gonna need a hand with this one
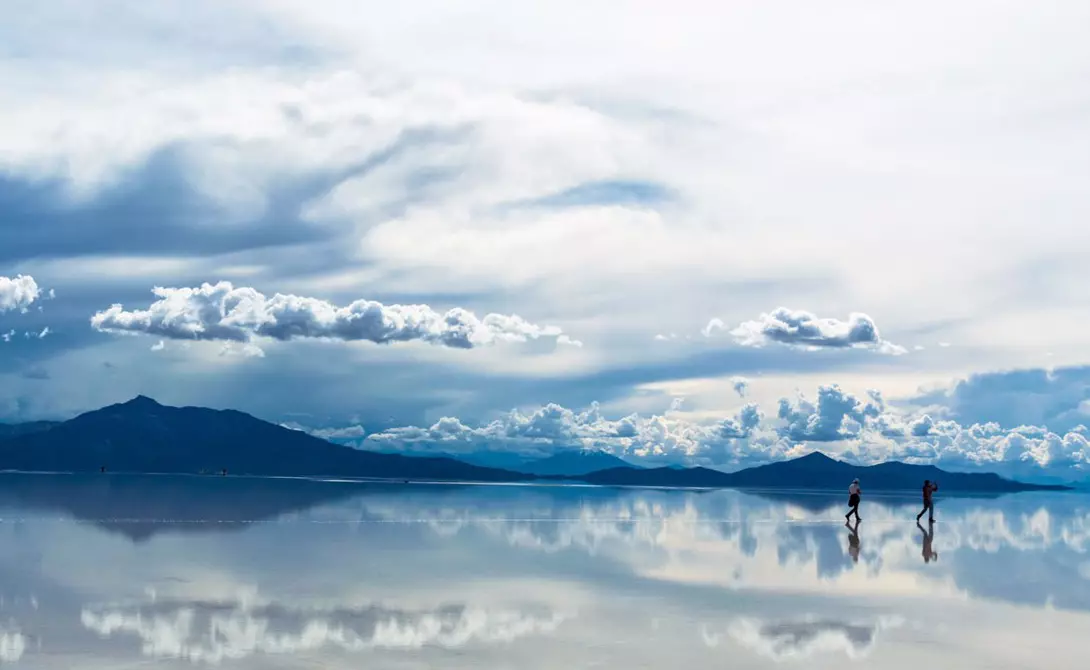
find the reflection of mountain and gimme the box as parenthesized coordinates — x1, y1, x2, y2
(743, 488, 1007, 514)
(0, 473, 378, 541)
(0, 396, 528, 481)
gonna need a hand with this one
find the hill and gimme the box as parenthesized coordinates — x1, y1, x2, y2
(0, 420, 60, 439)
(518, 449, 637, 476)
(577, 452, 1069, 492)
(0, 396, 530, 482)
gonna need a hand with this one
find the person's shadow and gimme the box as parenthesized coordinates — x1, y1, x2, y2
(845, 518, 861, 563)
(918, 520, 938, 563)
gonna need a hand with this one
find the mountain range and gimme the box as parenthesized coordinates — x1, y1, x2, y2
(0, 396, 1071, 493)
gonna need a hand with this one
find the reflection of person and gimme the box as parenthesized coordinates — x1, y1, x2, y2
(846, 478, 862, 521)
(916, 480, 939, 523)
(918, 521, 938, 563)
(846, 519, 861, 563)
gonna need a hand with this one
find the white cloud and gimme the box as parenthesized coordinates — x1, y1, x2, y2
(90, 281, 572, 350)
(0, 275, 40, 313)
(81, 599, 563, 663)
(282, 422, 367, 443)
(724, 617, 903, 661)
(363, 400, 770, 467)
(2, 0, 1090, 439)
(0, 627, 25, 662)
(725, 307, 906, 355)
(344, 380, 1090, 480)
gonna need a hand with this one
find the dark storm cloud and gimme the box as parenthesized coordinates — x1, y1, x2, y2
(906, 365, 1090, 433)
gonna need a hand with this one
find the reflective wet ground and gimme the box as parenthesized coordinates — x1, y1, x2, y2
(0, 474, 1086, 668)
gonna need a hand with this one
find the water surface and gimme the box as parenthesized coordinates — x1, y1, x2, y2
(0, 474, 1086, 668)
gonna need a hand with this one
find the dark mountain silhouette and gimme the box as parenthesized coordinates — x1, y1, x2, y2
(0, 420, 60, 439)
(0, 396, 530, 482)
(517, 449, 638, 476)
(576, 451, 1069, 492)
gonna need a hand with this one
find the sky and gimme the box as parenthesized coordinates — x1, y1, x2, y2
(2, 0, 1090, 480)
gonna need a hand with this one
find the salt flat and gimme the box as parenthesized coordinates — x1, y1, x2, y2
(0, 475, 1086, 669)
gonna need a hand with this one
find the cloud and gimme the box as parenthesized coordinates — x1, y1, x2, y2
(777, 384, 885, 442)
(90, 281, 572, 350)
(0, 275, 40, 313)
(725, 308, 906, 355)
(724, 617, 903, 660)
(281, 422, 367, 443)
(0, 627, 25, 662)
(730, 376, 749, 398)
(363, 400, 772, 467)
(906, 365, 1090, 434)
(334, 379, 1090, 481)
(81, 598, 563, 663)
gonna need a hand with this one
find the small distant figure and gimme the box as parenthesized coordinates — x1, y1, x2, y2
(221, 468, 227, 477)
(916, 479, 939, 523)
(846, 518, 861, 563)
(846, 478, 862, 521)
(918, 520, 938, 563)
(99, 465, 106, 474)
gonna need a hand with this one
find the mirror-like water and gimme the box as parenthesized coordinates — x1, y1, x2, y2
(0, 474, 1085, 668)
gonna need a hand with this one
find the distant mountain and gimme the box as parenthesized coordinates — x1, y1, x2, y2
(517, 450, 637, 476)
(576, 452, 1070, 492)
(0, 396, 530, 482)
(0, 420, 60, 439)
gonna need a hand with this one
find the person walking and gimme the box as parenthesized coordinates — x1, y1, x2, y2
(917, 479, 939, 523)
(846, 478, 862, 521)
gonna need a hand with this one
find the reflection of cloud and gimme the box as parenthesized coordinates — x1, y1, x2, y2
(724, 616, 903, 660)
(0, 626, 25, 662)
(81, 598, 564, 663)
(349, 488, 1090, 611)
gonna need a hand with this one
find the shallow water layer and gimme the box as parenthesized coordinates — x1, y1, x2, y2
(0, 474, 1086, 668)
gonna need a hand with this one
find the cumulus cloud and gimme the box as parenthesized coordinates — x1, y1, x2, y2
(724, 617, 903, 660)
(90, 281, 572, 350)
(320, 379, 1090, 481)
(776, 384, 884, 442)
(81, 599, 562, 663)
(362, 400, 772, 468)
(724, 307, 906, 355)
(0, 274, 40, 313)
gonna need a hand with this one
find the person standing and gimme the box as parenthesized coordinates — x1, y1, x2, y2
(846, 478, 862, 521)
(917, 480, 939, 523)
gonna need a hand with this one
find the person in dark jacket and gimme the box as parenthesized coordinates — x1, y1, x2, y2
(917, 480, 939, 523)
